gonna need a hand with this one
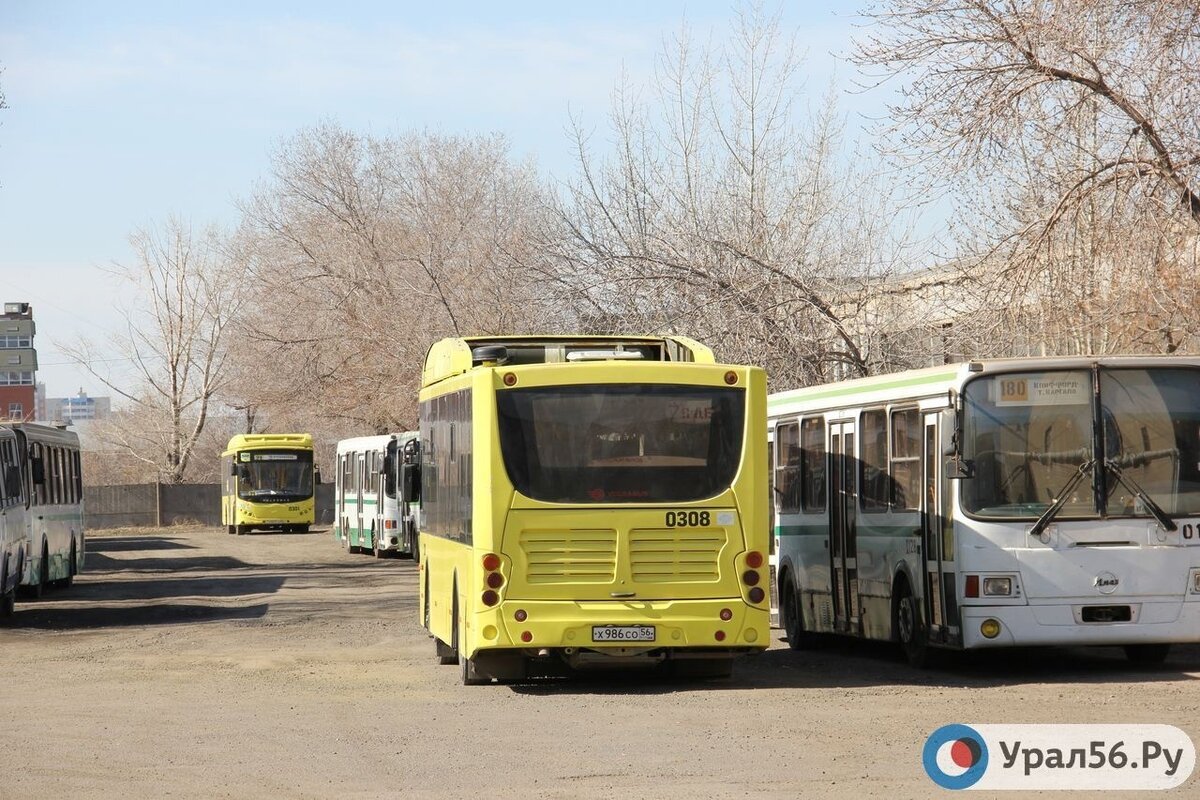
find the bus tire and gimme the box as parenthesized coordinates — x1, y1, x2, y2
(461, 652, 490, 685)
(227, 525, 236, 535)
(437, 584, 460, 665)
(780, 572, 815, 650)
(372, 528, 385, 559)
(894, 580, 928, 668)
(60, 540, 77, 588)
(0, 556, 12, 619)
(298, 524, 310, 534)
(236, 525, 247, 536)
(24, 542, 48, 600)
(1124, 644, 1170, 665)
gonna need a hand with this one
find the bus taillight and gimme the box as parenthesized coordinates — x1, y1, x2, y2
(742, 569, 760, 586)
(482, 553, 501, 571)
(514, 609, 528, 622)
(486, 571, 504, 589)
(720, 608, 733, 621)
(965, 575, 980, 598)
(481, 590, 499, 607)
(748, 587, 765, 604)
(745, 551, 764, 569)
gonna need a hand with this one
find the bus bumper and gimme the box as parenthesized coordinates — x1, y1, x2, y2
(960, 599, 1200, 649)
(482, 598, 770, 653)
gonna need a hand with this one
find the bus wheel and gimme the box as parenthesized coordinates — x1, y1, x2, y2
(461, 653, 490, 686)
(0, 557, 12, 618)
(1124, 644, 1171, 665)
(60, 540, 77, 588)
(372, 531, 385, 559)
(227, 525, 236, 535)
(437, 589, 460, 665)
(781, 574, 814, 650)
(895, 583, 928, 668)
(345, 532, 359, 554)
(25, 543, 48, 600)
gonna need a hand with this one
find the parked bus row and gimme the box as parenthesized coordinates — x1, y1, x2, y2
(332, 432, 421, 559)
(0, 423, 86, 618)
(394, 338, 1200, 683)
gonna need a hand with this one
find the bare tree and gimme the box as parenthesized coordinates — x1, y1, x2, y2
(855, 0, 1200, 355)
(230, 124, 552, 436)
(62, 218, 244, 483)
(541, 4, 926, 388)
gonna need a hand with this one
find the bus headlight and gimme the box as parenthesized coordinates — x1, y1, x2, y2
(982, 577, 1013, 597)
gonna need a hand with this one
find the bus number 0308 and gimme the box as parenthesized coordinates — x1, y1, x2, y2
(665, 511, 710, 527)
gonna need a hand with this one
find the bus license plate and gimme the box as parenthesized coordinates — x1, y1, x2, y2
(592, 625, 655, 643)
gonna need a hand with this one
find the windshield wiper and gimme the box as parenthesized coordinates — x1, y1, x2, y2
(1105, 457, 1177, 532)
(1029, 459, 1095, 539)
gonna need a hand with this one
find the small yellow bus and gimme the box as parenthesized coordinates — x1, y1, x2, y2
(221, 434, 316, 535)
(416, 335, 770, 684)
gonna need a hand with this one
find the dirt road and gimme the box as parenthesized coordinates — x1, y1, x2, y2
(1, 526, 1197, 799)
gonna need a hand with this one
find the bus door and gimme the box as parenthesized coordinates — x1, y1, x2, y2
(829, 420, 859, 633)
(356, 453, 365, 544)
(921, 413, 957, 643)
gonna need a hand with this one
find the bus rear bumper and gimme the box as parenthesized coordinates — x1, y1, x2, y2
(960, 599, 1200, 649)
(483, 598, 770, 653)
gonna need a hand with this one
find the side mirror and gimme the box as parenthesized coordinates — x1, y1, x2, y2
(314, 465, 322, 485)
(946, 457, 975, 480)
(30, 456, 45, 485)
(230, 462, 238, 477)
(401, 462, 421, 502)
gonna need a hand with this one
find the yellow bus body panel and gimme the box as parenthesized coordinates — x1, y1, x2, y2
(418, 359, 769, 660)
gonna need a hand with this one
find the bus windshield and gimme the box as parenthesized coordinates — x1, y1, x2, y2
(962, 367, 1200, 518)
(238, 450, 314, 501)
(496, 384, 745, 503)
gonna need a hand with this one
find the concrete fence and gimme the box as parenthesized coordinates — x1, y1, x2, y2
(83, 483, 336, 530)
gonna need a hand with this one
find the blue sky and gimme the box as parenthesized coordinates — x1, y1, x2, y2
(0, 0, 872, 401)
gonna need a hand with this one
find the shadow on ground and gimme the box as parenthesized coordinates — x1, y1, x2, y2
(9, 602, 270, 630)
(505, 637, 1200, 696)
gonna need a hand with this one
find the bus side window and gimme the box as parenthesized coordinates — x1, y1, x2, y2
(890, 409, 922, 511)
(774, 421, 800, 514)
(801, 418, 827, 513)
(860, 409, 889, 512)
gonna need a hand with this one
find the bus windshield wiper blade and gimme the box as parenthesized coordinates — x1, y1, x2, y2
(1029, 459, 1094, 539)
(1105, 459, 1177, 532)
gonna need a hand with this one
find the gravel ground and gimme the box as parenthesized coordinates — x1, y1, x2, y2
(1, 525, 1197, 799)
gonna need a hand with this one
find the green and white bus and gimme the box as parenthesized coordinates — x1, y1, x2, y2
(334, 432, 420, 558)
(771, 357, 1200, 666)
(0, 423, 85, 615)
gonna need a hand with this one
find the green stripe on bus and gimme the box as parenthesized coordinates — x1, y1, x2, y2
(768, 368, 958, 408)
(776, 522, 918, 538)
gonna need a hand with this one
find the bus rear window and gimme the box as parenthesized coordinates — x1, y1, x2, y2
(496, 384, 745, 503)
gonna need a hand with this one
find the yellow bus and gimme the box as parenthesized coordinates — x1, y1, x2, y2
(415, 335, 769, 684)
(221, 434, 317, 535)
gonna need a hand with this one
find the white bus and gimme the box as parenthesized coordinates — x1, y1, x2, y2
(334, 432, 420, 559)
(0, 424, 85, 613)
(771, 357, 1200, 666)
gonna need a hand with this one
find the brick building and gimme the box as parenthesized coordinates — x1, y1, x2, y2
(0, 302, 37, 421)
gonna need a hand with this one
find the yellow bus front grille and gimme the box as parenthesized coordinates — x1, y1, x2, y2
(519, 529, 618, 583)
(629, 529, 725, 582)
